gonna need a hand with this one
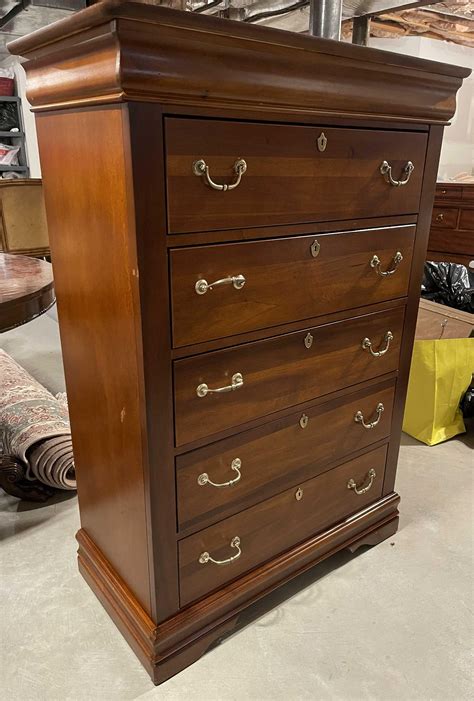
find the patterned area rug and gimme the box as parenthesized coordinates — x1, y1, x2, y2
(0, 349, 75, 490)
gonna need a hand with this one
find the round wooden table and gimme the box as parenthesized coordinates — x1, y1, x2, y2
(0, 252, 55, 333)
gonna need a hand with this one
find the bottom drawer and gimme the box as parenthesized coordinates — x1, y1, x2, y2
(179, 445, 388, 606)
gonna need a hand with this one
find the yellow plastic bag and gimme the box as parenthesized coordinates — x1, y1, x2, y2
(403, 338, 474, 446)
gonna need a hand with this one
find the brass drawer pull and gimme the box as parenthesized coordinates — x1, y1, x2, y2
(436, 213, 444, 222)
(193, 158, 247, 191)
(195, 274, 246, 295)
(380, 160, 414, 187)
(370, 251, 403, 277)
(362, 331, 393, 357)
(354, 403, 384, 429)
(197, 372, 244, 398)
(347, 468, 376, 495)
(199, 536, 241, 565)
(198, 458, 242, 488)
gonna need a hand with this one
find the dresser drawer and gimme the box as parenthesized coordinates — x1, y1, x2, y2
(459, 209, 474, 233)
(177, 383, 395, 531)
(431, 207, 458, 228)
(165, 119, 426, 234)
(435, 185, 462, 200)
(428, 228, 473, 256)
(171, 226, 414, 348)
(179, 445, 388, 605)
(174, 306, 404, 446)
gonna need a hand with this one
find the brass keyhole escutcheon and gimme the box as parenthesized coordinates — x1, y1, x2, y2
(317, 132, 327, 152)
(304, 332, 313, 349)
(295, 487, 304, 501)
(299, 414, 309, 429)
(310, 239, 320, 258)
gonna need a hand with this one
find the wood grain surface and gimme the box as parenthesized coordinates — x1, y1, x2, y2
(171, 226, 414, 347)
(179, 445, 388, 606)
(36, 106, 153, 615)
(15, 0, 469, 685)
(10, 3, 469, 125)
(166, 119, 426, 234)
(174, 306, 404, 446)
(177, 382, 395, 532)
(0, 252, 54, 332)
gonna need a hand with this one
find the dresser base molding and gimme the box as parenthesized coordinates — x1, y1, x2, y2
(77, 493, 400, 684)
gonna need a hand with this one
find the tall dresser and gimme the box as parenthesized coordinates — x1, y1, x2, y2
(11, 2, 469, 684)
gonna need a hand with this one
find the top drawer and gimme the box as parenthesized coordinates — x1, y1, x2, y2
(435, 185, 463, 200)
(165, 119, 427, 234)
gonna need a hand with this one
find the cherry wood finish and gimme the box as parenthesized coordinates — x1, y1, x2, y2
(77, 493, 400, 684)
(166, 120, 426, 233)
(11, 0, 468, 685)
(426, 183, 474, 269)
(177, 382, 395, 532)
(174, 307, 404, 446)
(382, 125, 445, 498)
(431, 207, 458, 229)
(0, 252, 54, 332)
(166, 214, 418, 250)
(35, 107, 153, 616)
(9, 2, 469, 123)
(179, 446, 388, 606)
(171, 226, 414, 347)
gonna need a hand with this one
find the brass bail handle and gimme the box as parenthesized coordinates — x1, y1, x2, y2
(198, 458, 242, 488)
(196, 372, 244, 398)
(380, 160, 414, 187)
(370, 251, 403, 277)
(347, 469, 376, 495)
(193, 158, 247, 191)
(195, 274, 246, 295)
(354, 403, 384, 429)
(199, 537, 242, 566)
(362, 331, 393, 358)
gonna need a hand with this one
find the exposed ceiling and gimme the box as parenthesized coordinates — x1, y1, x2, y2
(0, 1, 86, 62)
(0, 0, 472, 64)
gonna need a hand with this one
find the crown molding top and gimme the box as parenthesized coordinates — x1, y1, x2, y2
(8, 0, 471, 122)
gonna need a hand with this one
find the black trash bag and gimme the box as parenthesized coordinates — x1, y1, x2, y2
(460, 375, 474, 419)
(0, 103, 19, 131)
(421, 261, 474, 313)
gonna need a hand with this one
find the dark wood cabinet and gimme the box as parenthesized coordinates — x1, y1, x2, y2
(427, 183, 474, 268)
(11, 0, 469, 685)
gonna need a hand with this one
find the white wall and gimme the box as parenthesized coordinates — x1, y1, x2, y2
(13, 61, 41, 178)
(370, 37, 474, 180)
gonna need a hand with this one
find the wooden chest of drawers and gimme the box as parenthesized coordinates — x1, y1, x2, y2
(11, 1, 469, 685)
(427, 183, 474, 269)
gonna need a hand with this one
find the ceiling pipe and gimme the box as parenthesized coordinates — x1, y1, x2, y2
(309, 0, 343, 39)
(352, 14, 371, 45)
(245, 1, 309, 23)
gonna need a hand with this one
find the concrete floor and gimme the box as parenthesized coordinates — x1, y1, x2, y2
(1, 312, 473, 701)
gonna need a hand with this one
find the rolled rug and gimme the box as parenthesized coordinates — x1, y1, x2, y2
(0, 349, 75, 490)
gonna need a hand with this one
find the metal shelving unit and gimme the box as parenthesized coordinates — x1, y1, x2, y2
(0, 95, 29, 178)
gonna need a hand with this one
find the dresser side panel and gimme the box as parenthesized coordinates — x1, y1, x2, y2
(35, 106, 152, 615)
